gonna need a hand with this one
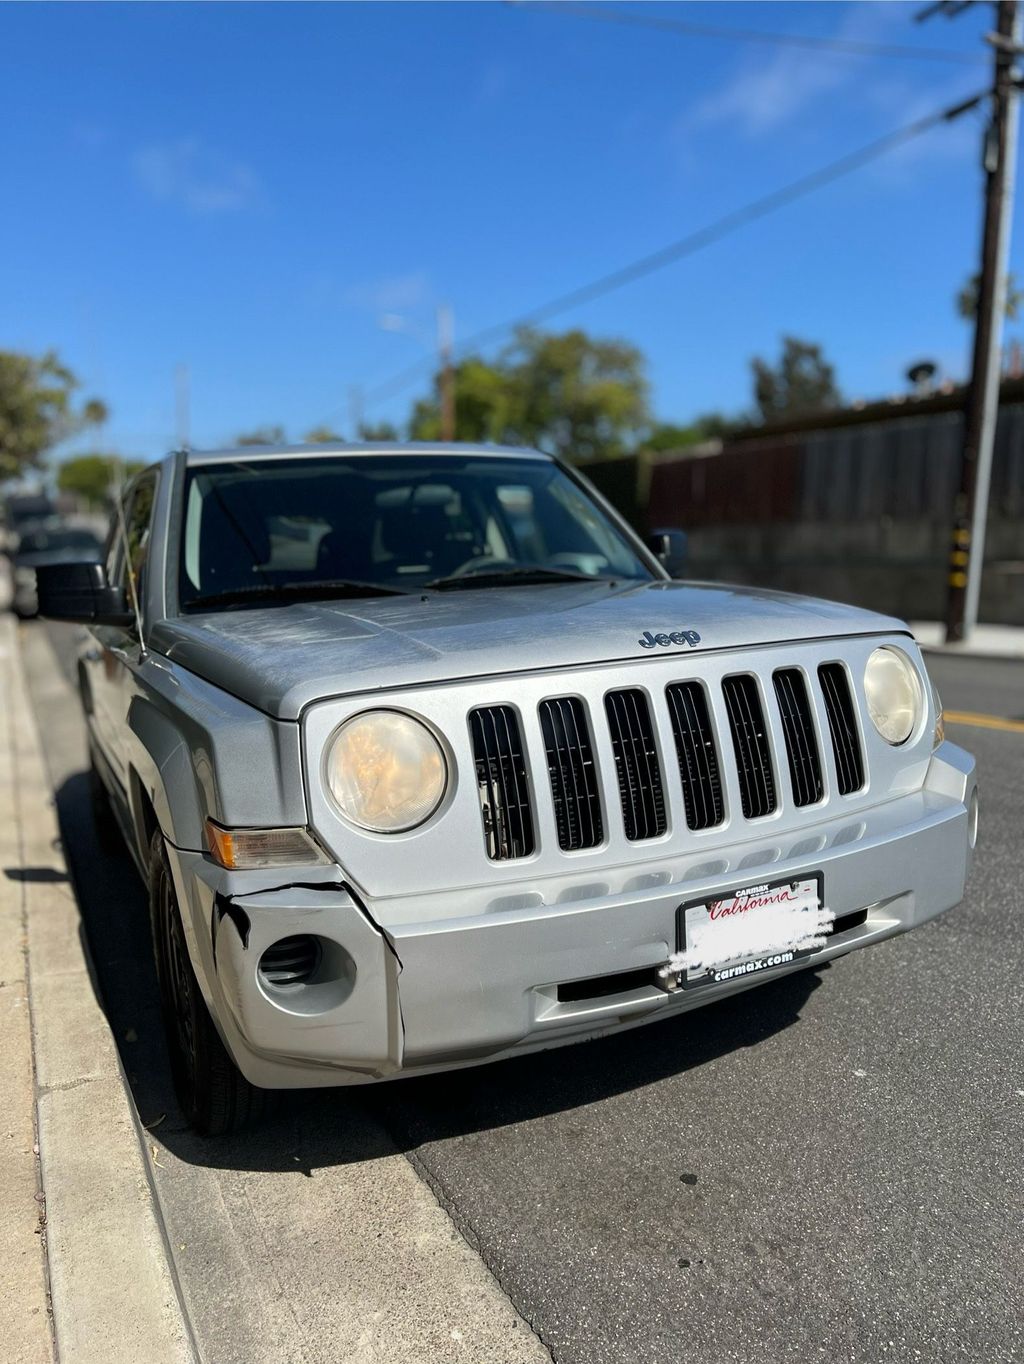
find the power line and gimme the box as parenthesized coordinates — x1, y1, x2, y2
(342, 90, 984, 419)
(511, 0, 987, 65)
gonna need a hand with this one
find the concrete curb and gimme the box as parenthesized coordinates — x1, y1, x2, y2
(1, 615, 197, 1364)
(910, 621, 1024, 661)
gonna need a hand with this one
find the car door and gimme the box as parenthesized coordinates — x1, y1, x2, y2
(82, 505, 127, 785)
(87, 474, 158, 800)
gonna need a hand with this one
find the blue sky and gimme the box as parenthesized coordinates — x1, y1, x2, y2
(2, 0, 1013, 461)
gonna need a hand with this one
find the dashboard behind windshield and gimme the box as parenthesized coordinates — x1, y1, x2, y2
(178, 455, 653, 608)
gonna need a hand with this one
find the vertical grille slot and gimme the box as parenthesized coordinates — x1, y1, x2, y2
(722, 675, 777, 819)
(665, 682, 724, 830)
(773, 668, 824, 807)
(470, 706, 535, 860)
(539, 698, 603, 850)
(604, 690, 666, 841)
(818, 663, 865, 795)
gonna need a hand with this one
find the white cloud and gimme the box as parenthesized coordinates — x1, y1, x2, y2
(133, 139, 263, 214)
(690, 48, 848, 136)
(343, 270, 432, 313)
(681, 2, 966, 140)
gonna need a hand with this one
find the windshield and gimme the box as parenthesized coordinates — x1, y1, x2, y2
(178, 454, 654, 609)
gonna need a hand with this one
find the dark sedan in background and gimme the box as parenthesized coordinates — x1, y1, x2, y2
(9, 523, 103, 618)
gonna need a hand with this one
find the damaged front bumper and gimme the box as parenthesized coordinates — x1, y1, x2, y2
(165, 858, 406, 1088)
(165, 740, 977, 1090)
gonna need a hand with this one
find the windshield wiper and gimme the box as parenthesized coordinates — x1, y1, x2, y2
(182, 579, 408, 611)
(425, 566, 607, 591)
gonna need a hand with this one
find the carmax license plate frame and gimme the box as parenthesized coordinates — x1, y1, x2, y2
(674, 871, 825, 990)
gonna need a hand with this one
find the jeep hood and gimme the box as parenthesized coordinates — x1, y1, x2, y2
(150, 579, 907, 720)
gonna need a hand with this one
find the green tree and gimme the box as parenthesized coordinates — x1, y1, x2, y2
(235, 425, 286, 446)
(357, 421, 400, 441)
(0, 349, 108, 481)
(751, 337, 840, 423)
(408, 357, 513, 443)
(406, 326, 650, 460)
(956, 271, 1022, 321)
(304, 424, 345, 443)
(503, 327, 649, 461)
(645, 413, 735, 452)
(57, 454, 146, 509)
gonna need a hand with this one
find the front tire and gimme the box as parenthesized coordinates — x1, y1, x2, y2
(148, 831, 268, 1135)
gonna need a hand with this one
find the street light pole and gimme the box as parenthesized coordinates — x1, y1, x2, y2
(945, 0, 1020, 642)
(437, 304, 455, 442)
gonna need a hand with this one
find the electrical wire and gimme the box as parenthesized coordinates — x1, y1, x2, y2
(510, 0, 986, 65)
(339, 89, 985, 418)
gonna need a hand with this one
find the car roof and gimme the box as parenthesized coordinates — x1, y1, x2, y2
(183, 441, 554, 467)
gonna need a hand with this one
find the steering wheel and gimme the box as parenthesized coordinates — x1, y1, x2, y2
(449, 555, 523, 577)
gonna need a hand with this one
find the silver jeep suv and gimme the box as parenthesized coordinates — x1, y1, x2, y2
(38, 444, 977, 1134)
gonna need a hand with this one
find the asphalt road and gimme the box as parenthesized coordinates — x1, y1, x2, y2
(27, 619, 1024, 1364)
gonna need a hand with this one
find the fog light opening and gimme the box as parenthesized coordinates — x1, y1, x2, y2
(968, 789, 979, 849)
(258, 935, 322, 989)
(257, 935, 357, 1016)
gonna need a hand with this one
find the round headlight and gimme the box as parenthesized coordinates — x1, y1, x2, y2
(863, 647, 922, 745)
(325, 711, 447, 832)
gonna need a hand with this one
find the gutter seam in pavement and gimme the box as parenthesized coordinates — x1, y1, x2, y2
(401, 1142, 560, 1364)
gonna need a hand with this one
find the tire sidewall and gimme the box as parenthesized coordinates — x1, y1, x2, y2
(149, 832, 210, 1130)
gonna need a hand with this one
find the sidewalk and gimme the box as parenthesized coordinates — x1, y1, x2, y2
(0, 623, 52, 1362)
(910, 621, 1024, 659)
(0, 614, 195, 1364)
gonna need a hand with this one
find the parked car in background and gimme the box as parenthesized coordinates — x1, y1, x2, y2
(2, 491, 55, 554)
(37, 443, 977, 1135)
(11, 523, 103, 617)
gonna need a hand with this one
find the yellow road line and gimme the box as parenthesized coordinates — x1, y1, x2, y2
(945, 709, 1024, 734)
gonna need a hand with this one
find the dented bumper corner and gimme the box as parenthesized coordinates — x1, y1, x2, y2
(165, 851, 403, 1088)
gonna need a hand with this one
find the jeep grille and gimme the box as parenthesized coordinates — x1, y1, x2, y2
(468, 665, 872, 858)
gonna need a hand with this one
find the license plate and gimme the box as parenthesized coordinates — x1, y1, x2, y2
(673, 873, 830, 990)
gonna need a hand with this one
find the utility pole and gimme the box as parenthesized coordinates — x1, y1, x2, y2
(175, 364, 191, 449)
(437, 303, 455, 442)
(349, 384, 364, 439)
(944, 0, 1020, 642)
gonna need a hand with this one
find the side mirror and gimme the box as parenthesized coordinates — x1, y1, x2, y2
(647, 527, 688, 579)
(36, 561, 135, 628)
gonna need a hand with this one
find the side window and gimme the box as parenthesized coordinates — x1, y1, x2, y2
(110, 475, 158, 611)
(126, 478, 156, 591)
(104, 507, 123, 586)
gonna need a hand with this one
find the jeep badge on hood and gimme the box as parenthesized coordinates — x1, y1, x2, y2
(638, 629, 702, 649)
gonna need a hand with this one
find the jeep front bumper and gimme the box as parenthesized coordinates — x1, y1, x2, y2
(166, 741, 976, 1089)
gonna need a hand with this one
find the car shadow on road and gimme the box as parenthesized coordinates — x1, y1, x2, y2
(56, 770, 826, 1178)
